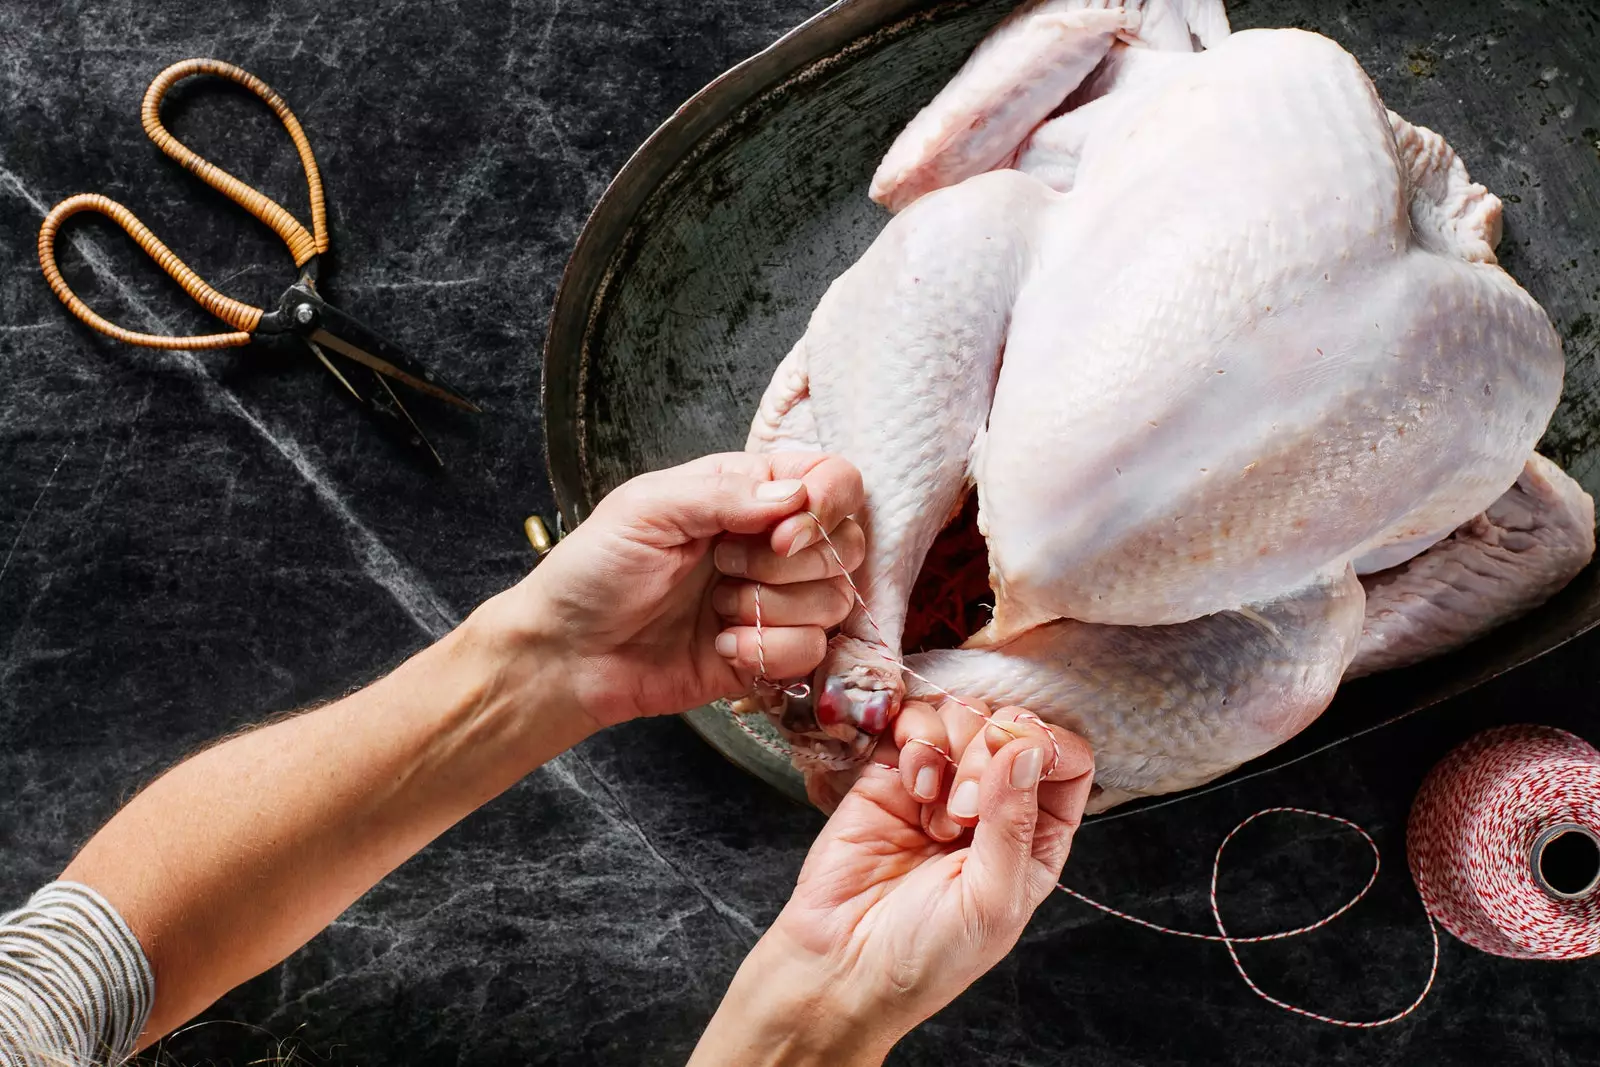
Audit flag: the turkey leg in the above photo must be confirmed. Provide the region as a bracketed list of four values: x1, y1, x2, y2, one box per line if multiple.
[904, 567, 1365, 812]
[1349, 453, 1594, 678]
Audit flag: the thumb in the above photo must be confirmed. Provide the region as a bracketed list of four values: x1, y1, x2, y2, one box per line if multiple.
[607, 468, 810, 545]
[964, 738, 1047, 919]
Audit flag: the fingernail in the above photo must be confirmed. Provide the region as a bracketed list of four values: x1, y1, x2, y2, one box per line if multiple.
[914, 765, 937, 801]
[715, 631, 739, 659]
[1011, 746, 1044, 790]
[711, 584, 739, 615]
[786, 522, 819, 557]
[948, 780, 980, 819]
[755, 479, 805, 502]
[714, 541, 746, 576]
[928, 807, 961, 841]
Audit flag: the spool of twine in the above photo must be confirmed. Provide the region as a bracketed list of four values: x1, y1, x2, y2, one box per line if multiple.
[1408, 724, 1600, 960]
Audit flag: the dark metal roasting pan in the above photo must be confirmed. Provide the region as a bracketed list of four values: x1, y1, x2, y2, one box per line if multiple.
[543, 0, 1600, 814]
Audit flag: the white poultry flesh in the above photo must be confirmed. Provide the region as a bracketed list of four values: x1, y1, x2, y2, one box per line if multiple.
[743, 0, 1596, 811]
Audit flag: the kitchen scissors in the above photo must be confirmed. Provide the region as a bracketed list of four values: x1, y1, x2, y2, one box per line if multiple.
[37, 58, 478, 466]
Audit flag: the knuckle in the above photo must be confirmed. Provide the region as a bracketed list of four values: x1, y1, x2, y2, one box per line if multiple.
[606, 476, 653, 513]
[843, 524, 868, 565]
[894, 706, 927, 743]
[827, 579, 855, 619]
[823, 459, 864, 505]
[743, 550, 777, 583]
[844, 466, 865, 501]
[799, 625, 828, 663]
[819, 551, 842, 579]
[836, 537, 861, 571]
[710, 472, 750, 500]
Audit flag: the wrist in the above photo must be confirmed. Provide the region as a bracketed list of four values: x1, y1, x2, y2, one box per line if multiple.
[691, 930, 901, 1067]
[440, 586, 601, 752]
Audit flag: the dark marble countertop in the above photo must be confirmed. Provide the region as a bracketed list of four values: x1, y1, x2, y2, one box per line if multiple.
[3, 1, 1600, 1064]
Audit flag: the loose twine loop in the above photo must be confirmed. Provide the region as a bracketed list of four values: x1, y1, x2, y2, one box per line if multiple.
[726, 514, 1600, 1027]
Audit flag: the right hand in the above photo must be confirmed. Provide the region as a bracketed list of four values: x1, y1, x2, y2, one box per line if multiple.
[691, 703, 1095, 1064]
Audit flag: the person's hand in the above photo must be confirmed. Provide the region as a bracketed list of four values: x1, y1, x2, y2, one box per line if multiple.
[690, 703, 1095, 1065]
[482, 451, 866, 728]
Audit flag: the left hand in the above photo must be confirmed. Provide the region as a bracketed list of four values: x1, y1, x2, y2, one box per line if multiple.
[486, 451, 867, 728]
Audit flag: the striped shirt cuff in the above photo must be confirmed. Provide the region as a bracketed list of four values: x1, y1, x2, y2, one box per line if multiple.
[0, 882, 155, 1066]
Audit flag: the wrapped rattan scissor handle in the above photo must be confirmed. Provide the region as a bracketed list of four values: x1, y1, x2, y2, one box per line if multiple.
[142, 58, 329, 268]
[38, 193, 263, 349]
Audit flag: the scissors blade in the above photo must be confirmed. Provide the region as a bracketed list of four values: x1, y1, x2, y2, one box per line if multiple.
[306, 301, 480, 413]
[306, 339, 445, 467]
[369, 372, 444, 467]
[306, 338, 363, 402]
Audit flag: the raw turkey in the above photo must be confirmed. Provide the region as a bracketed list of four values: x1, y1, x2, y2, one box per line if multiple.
[741, 0, 1596, 811]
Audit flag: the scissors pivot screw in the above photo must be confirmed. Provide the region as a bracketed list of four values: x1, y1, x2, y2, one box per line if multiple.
[293, 303, 317, 327]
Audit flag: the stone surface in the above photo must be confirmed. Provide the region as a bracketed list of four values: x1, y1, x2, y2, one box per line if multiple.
[0, 0, 1599, 1064]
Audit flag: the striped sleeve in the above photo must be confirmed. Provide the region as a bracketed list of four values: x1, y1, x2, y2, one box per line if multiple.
[0, 882, 154, 1066]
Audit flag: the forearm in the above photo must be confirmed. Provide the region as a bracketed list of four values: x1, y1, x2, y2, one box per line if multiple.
[61, 593, 591, 1044]
[690, 932, 901, 1067]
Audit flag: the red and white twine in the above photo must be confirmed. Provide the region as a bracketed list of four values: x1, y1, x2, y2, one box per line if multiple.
[1059, 807, 1441, 1028]
[1409, 725, 1600, 960]
[728, 514, 1600, 1026]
